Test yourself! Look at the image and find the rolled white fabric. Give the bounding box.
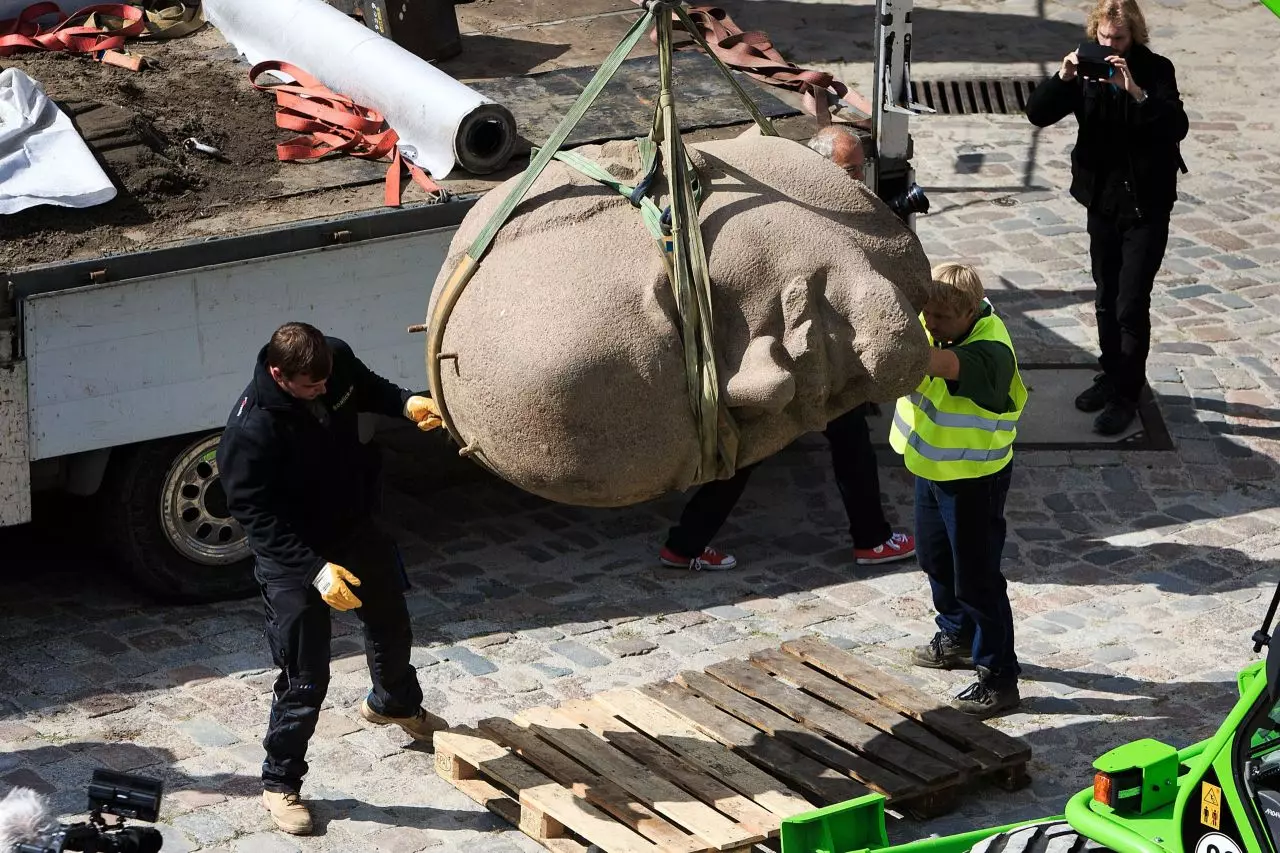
[204,0,516,177]
[0,68,117,215]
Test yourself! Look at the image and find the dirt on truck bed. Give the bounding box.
[0,29,297,270]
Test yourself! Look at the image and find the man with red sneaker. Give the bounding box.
[659,401,916,571]
[659,124,915,572]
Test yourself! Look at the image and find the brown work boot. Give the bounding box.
[262,790,312,835]
[360,698,448,743]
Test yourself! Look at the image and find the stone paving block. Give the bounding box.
[655,632,707,657]
[1042,611,1087,630]
[368,825,441,853]
[703,604,751,620]
[529,662,572,680]
[232,832,302,853]
[434,647,498,677]
[608,638,658,657]
[173,811,239,845]
[521,627,565,642]
[562,619,611,636]
[548,640,609,668]
[178,718,242,749]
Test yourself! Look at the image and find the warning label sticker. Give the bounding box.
[1202,781,1222,830]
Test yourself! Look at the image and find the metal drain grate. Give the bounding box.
[909,78,1044,115]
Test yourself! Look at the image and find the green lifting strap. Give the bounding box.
[427,0,775,482]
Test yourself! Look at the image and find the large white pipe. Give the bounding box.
[204,0,516,177]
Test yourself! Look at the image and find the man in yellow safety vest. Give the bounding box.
[890,263,1027,718]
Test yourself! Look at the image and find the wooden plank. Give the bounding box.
[780,638,1030,765]
[558,699,780,839]
[626,683,864,809]
[595,689,814,818]
[748,649,984,773]
[676,670,911,797]
[513,707,759,851]
[705,661,960,787]
[451,777,590,853]
[479,717,707,853]
[435,728,661,853]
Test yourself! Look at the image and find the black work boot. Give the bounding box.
[1074,373,1113,413]
[911,631,974,670]
[951,667,1020,718]
[1094,398,1137,436]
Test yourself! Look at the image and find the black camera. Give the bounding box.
[887,183,931,219]
[1076,41,1116,81]
[7,771,164,853]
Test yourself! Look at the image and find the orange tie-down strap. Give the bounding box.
[0,2,144,56]
[656,5,872,121]
[249,60,447,208]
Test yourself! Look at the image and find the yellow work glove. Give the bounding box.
[312,562,362,611]
[404,395,442,432]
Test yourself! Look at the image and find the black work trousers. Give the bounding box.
[915,464,1018,683]
[665,404,892,555]
[256,517,420,794]
[1087,208,1170,402]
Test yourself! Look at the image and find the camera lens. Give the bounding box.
[888,183,930,218]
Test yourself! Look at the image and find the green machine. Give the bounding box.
[781,581,1280,853]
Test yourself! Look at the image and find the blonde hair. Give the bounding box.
[1086,0,1149,45]
[929,263,985,316]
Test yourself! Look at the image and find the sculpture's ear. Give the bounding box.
[723,335,796,413]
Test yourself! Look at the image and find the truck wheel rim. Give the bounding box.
[160,435,250,565]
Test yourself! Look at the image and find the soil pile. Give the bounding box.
[1,30,287,270]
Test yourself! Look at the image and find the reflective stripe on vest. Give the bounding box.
[906,392,1020,433]
[889,306,1026,481]
[891,408,1015,463]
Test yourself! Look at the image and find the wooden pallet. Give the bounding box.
[434,638,1031,853]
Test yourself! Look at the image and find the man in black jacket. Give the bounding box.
[217,322,445,835]
[1026,0,1188,435]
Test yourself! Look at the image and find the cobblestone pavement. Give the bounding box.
[4,1,1280,852]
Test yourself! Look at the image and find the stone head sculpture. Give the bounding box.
[426,131,932,507]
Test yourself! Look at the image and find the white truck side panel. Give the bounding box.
[0,360,31,525]
[24,227,456,461]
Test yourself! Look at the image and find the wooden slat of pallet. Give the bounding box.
[558,698,781,839]
[436,728,660,853]
[630,683,867,807]
[595,688,815,818]
[675,670,911,798]
[780,638,1030,765]
[479,717,708,853]
[749,649,984,773]
[514,706,762,851]
[704,660,960,787]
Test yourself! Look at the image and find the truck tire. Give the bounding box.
[971,821,1111,853]
[102,431,256,603]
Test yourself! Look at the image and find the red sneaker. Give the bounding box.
[659,546,738,571]
[853,532,916,566]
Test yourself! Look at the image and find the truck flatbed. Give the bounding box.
[0,0,818,275]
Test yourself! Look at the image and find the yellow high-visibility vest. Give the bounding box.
[889,304,1027,481]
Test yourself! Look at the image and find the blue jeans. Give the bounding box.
[915,464,1019,684]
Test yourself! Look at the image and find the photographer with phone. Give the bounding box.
[1027,0,1188,435]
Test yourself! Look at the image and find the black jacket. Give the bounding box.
[1026,42,1188,218]
[216,337,412,580]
